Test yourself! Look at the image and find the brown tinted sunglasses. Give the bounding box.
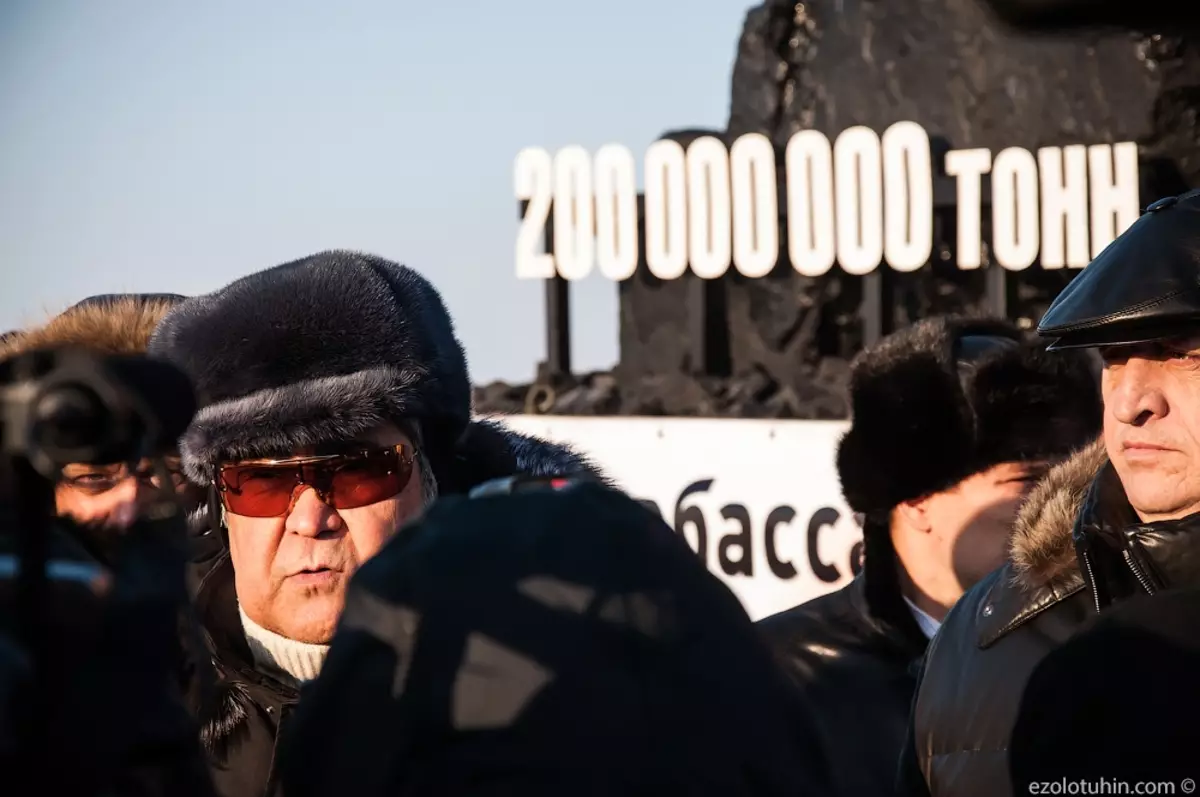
[216,444,414,518]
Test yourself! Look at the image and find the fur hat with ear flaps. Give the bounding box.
[0,293,186,361]
[836,315,1102,516]
[148,250,602,489]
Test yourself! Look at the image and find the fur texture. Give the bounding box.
[198,676,253,755]
[176,366,424,484]
[0,294,183,360]
[836,315,1102,514]
[442,418,605,489]
[148,251,473,483]
[1009,437,1108,591]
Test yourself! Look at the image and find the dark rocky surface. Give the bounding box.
[473,360,850,420]
[480,1,1200,419]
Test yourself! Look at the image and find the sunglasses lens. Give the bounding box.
[219,466,298,517]
[329,449,412,510]
[218,447,413,518]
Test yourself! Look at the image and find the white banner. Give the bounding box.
[494,415,863,621]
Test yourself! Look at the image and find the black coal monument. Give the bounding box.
[474,0,1200,419]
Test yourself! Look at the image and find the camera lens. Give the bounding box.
[30,385,109,453]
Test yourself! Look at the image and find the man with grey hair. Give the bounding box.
[149,250,601,797]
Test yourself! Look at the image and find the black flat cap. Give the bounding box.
[1037,189,1200,349]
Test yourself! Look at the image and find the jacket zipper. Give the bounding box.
[1122,549,1157,595]
[263,701,295,797]
[1080,548,1102,613]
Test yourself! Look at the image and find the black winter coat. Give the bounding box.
[190,554,298,797]
[757,524,928,797]
[186,421,604,797]
[899,439,1200,797]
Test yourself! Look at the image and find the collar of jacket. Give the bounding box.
[858,515,930,658]
[976,440,1101,646]
[192,552,300,753]
[978,437,1200,646]
[1075,461,1200,607]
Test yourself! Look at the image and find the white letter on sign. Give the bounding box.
[944,148,992,270]
[644,139,689,280]
[786,130,836,277]
[593,144,639,280]
[1087,142,1139,259]
[834,126,885,275]
[514,147,556,279]
[1038,145,1090,269]
[881,121,933,273]
[687,136,733,279]
[991,147,1040,271]
[730,133,779,278]
[552,146,594,280]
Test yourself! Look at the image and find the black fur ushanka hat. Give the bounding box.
[836,315,1102,515]
[148,251,474,485]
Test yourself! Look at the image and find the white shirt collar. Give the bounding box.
[903,595,942,640]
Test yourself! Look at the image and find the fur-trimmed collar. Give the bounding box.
[0,296,179,360]
[441,418,605,489]
[1009,437,1108,591]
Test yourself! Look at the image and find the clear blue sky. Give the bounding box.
[0,0,746,382]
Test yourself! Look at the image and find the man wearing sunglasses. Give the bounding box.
[1,293,191,538]
[148,250,601,797]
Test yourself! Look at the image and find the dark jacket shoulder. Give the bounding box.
[758,536,927,797]
[760,575,919,674]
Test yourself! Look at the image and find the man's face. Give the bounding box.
[222,424,428,644]
[1101,338,1200,522]
[922,461,1045,591]
[56,458,185,528]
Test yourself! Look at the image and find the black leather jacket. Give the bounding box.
[758,525,927,797]
[900,439,1200,796]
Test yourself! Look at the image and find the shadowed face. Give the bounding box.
[920,460,1047,593]
[222,424,429,644]
[56,457,187,528]
[1101,337,1200,522]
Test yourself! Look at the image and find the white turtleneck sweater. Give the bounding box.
[238,604,330,684]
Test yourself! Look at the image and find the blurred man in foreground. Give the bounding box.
[758,316,1100,797]
[280,478,833,797]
